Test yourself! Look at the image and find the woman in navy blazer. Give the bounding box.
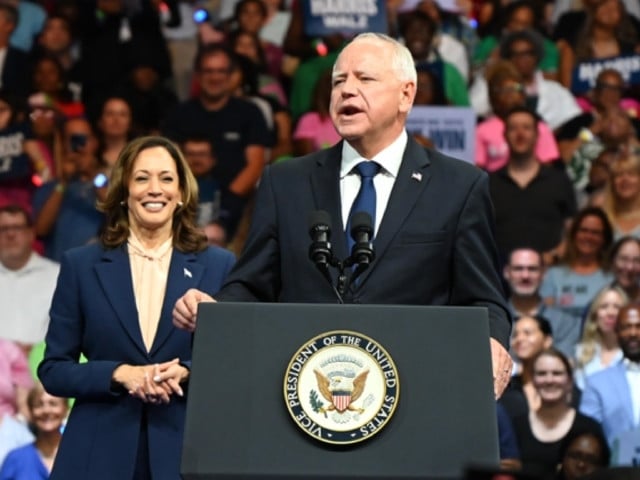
[38,136,235,480]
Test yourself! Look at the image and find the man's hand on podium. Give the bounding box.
[490,338,513,399]
[173,288,215,332]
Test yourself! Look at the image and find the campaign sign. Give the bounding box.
[301,0,387,37]
[571,54,640,95]
[406,106,476,164]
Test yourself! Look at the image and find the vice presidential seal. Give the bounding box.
[283,330,399,445]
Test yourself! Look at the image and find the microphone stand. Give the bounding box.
[316,253,346,304]
[308,211,345,303]
[338,246,374,297]
[340,212,375,295]
[308,211,375,303]
[312,249,373,303]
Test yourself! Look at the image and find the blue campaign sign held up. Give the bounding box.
[301,0,387,37]
[406,106,476,164]
[571,54,640,95]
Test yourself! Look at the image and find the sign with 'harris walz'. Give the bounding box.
[302,0,388,37]
[571,54,640,95]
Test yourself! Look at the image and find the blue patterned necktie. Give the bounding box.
[346,161,381,253]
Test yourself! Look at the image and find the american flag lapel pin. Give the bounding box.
[411,171,422,182]
[184,268,192,278]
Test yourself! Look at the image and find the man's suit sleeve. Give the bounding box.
[579,379,604,423]
[451,170,511,348]
[216,166,281,302]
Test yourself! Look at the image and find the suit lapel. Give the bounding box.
[310,142,349,261]
[613,363,636,428]
[95,246,148,356]
[95,247,205,358]
[149,250,204,356]
[356,139,432,287]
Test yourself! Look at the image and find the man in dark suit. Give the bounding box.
[173,32,513,397]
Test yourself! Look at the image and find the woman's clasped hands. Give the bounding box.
[112,358,189,404]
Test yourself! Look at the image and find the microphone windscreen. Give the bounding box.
[350,212,373,237]
[308,210,332,235]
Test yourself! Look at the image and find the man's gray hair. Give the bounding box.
[336,32,417,84]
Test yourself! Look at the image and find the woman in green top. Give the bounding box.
[473,1,559,80]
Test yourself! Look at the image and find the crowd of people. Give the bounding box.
[0,0,640,479]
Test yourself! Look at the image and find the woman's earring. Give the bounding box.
[120,200,125,207]
[177,201,184,207]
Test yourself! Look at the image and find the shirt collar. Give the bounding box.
[508,298,545,318]
[340,130,407,179]
[0,252,40,274]
[623,358,640,372]
[524,70,544,96]
[127,230,173,261]
[496,163,549,181]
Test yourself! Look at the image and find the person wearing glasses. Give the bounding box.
[162,43,271,244]
[555,429,611,480]
[475,60,559,172]
[470,28,581,130]
[504,248,581,360]
[0,204,59,350]
[555,69,640,192]
[472,0,560,81]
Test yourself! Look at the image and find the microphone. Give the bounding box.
[346,212,375,291]
[308,210,333,267]
[308,210,344,303]
[349,212,375,267]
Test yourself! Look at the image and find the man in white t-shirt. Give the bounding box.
[0,205,59,349]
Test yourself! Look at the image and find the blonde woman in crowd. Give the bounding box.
[573,285,628,388]
[608,236,640,301]
[0,383,68,479]
[602,150,640,239]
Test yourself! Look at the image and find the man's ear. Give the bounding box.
[399,81,416,114]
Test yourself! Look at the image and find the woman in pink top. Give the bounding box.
[293,69,340,155]
[0,339,34,420]
[476,61,559,171]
